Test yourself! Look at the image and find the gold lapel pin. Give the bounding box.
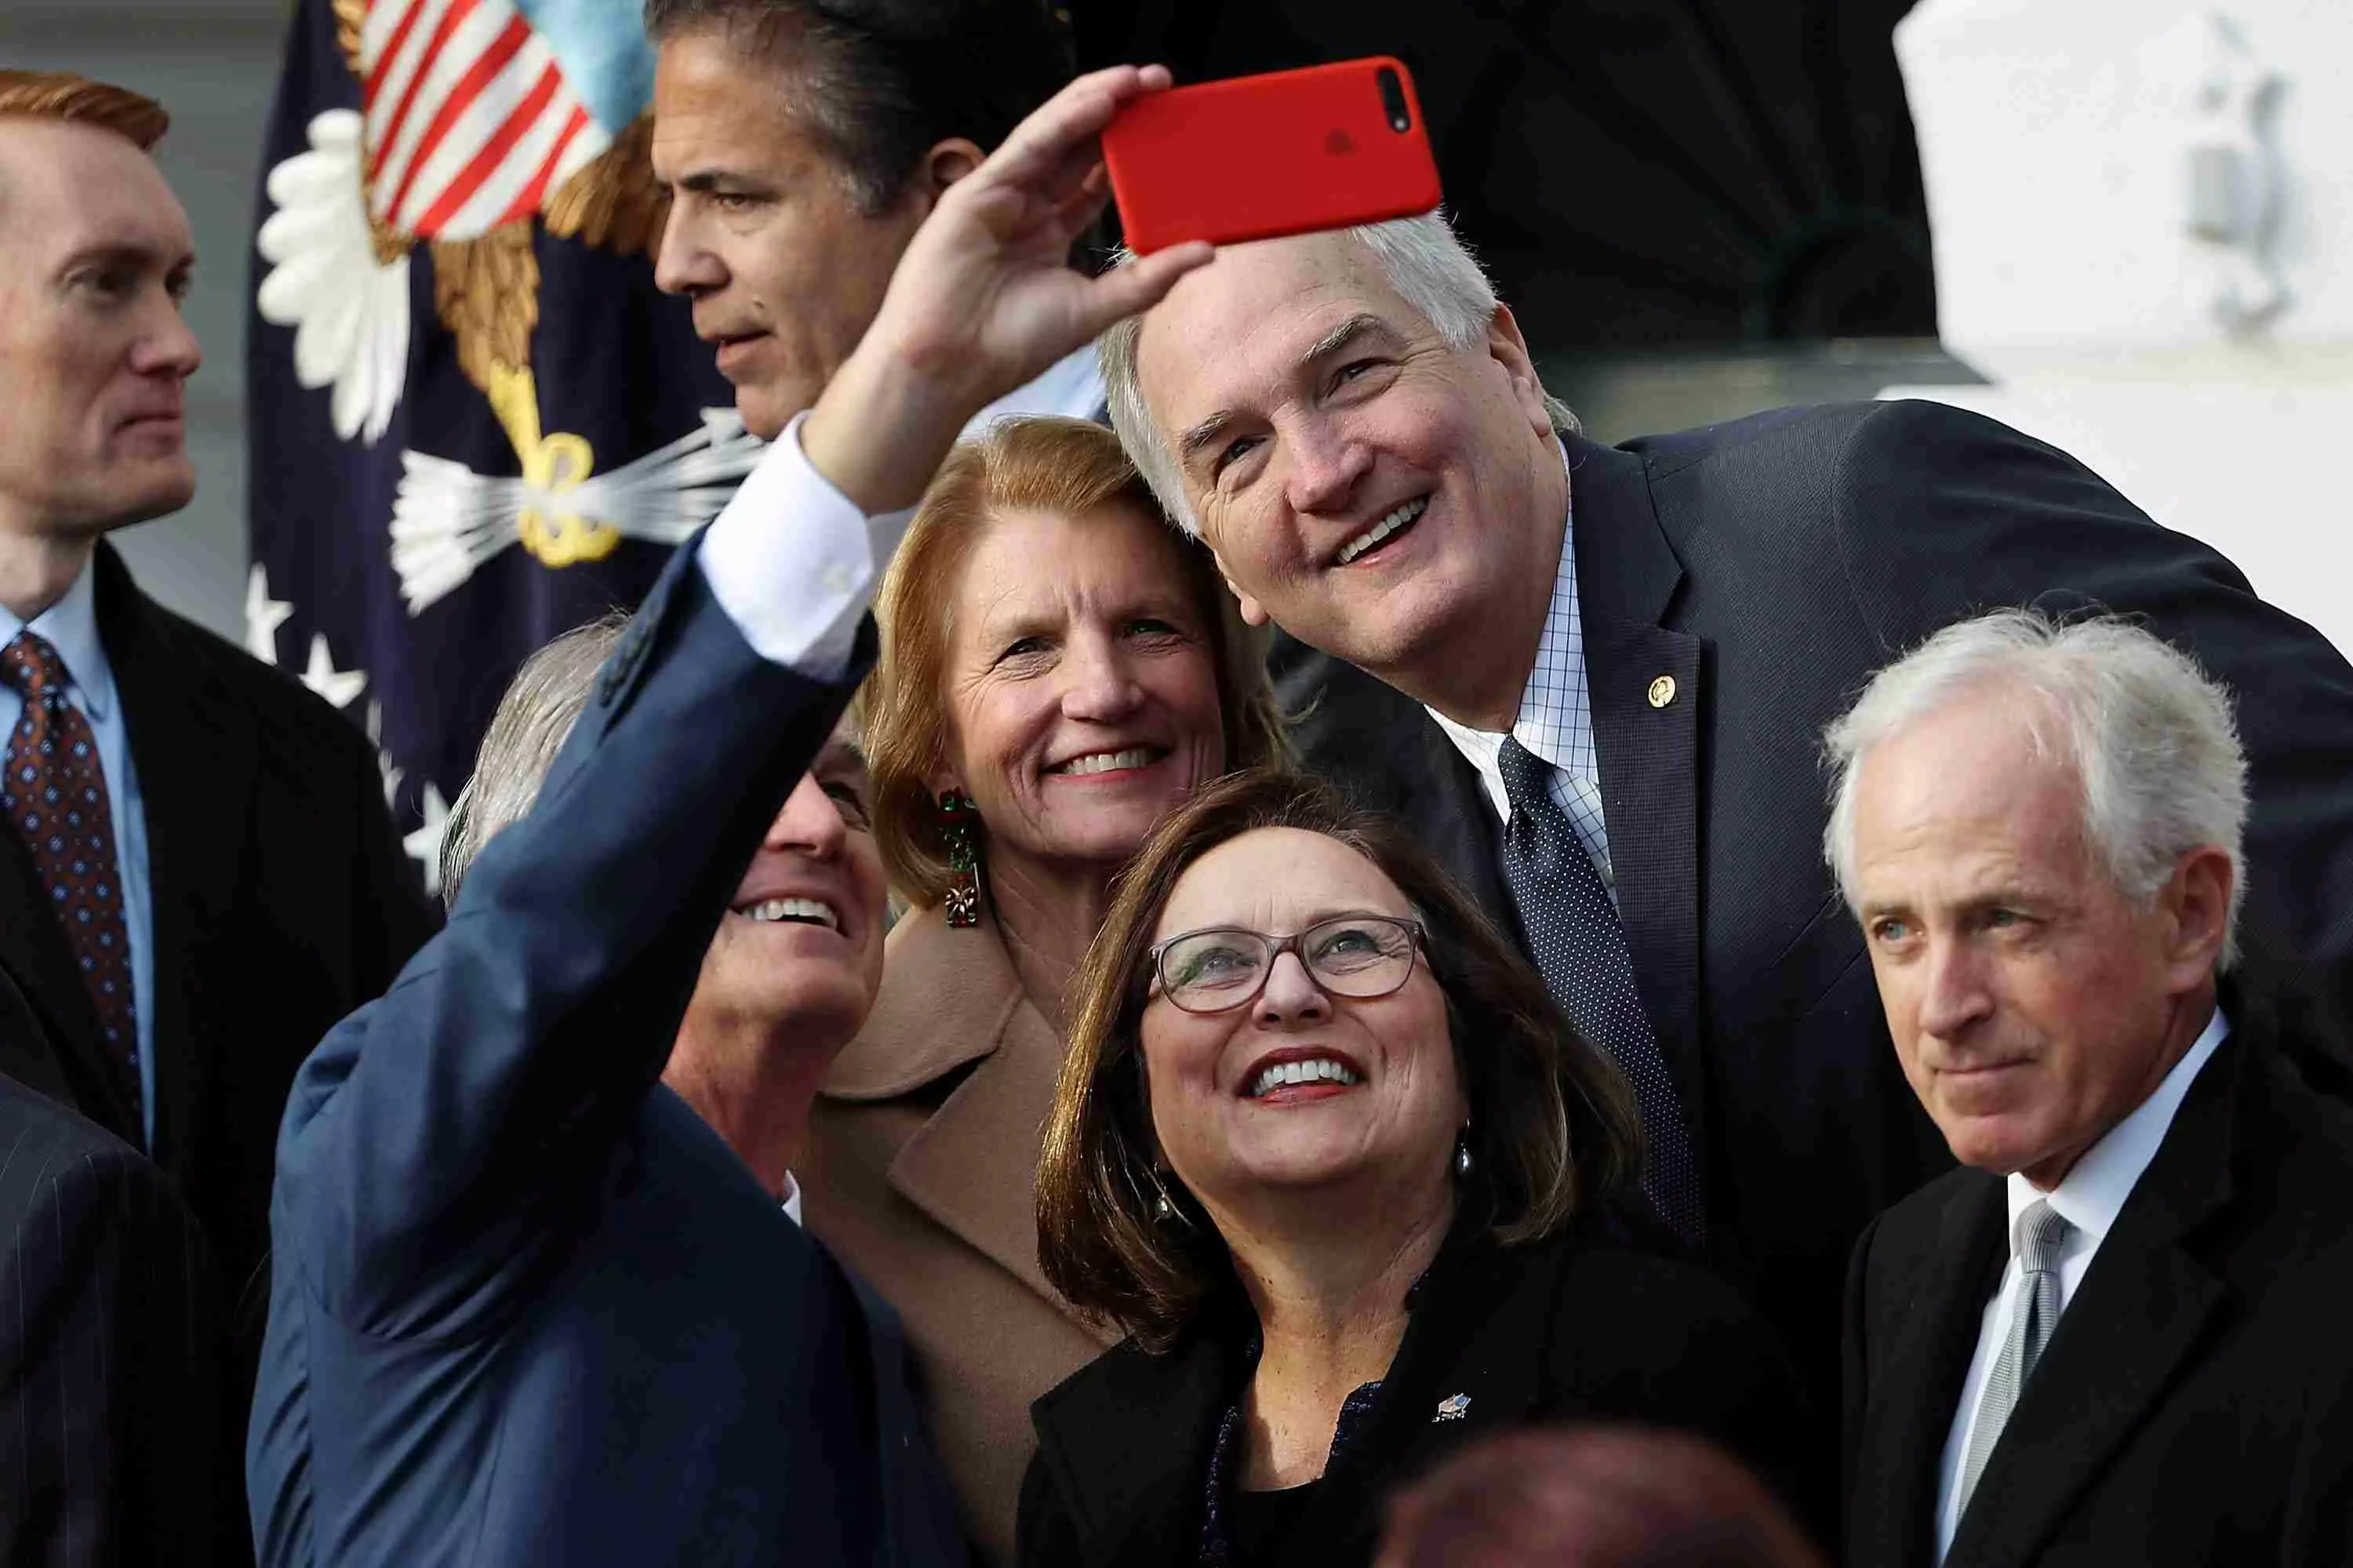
[1648,675,1677,709]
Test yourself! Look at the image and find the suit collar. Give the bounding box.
[1853,1173,2009,1563]
[1033,1330,1242,1568]
[1560,431,1686,628]
[1944,1027,2247,1567]
[91,542,257,1169]
[1033,1210,1552,1566]
[825,904,1014,1098]
[2002,1005,2230,1257]
[1557,430,1709,1202]
[822,905,1110,1338]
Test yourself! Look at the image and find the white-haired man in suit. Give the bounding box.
[1836,609,2353,1567]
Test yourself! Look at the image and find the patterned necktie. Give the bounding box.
[1955,1199,2074,1520]
[1497,737,1704,1245]
[1,631,140,1125]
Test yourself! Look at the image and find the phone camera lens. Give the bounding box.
[1377,66,1411,133]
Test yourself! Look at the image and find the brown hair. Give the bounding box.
[1037,769,1643,1350]
[1374,1426,1824,1568]
[0,72,169,151]
[865,415,1287,908]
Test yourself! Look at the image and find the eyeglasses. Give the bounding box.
[1147,914,1426,1014]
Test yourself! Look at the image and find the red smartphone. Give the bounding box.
[1103,57,1443,254]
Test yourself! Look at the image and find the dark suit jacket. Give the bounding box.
[0,1060,240,1567]
[1842,1002,2353,1566]
[0,543,433,1307]
[1278,398,2353,1408]
[246,546,966,1567]
[1017,1213,1811,1568]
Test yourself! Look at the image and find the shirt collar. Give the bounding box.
[2005,1003,2231,1253]
[1424,435,1578,807]
[780,1170,803,1226]
[0,556,114,722]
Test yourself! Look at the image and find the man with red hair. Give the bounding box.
[0,72,431,1322]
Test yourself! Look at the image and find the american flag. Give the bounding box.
[359,0,611,241]
[249,0,751,894]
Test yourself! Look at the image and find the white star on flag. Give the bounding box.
[365,700,404,809]
[403,782,451,897]
[300,632,368,709]
[245,564,293,666]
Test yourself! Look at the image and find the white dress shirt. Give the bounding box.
[698,409,919,681]
[1425,437,1616,896]
[957,343,1104,440]
[1933,1006,2232,1557]
[780,1171,803,1226]
[0,560,157,1144]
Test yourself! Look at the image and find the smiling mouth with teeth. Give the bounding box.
[1247,1057,1365,1098]
[1336,497,1429,565]
[1049,746,1166,777]
[735,897,840,930]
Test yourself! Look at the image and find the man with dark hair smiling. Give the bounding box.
[645,0,1103,442]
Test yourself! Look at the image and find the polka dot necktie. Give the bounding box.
[1,631,139,1124]
[1497,736,1703,1245]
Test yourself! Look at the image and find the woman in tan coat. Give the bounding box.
[802,416,1285,1564]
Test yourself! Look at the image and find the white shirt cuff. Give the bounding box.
[696,410,917,679]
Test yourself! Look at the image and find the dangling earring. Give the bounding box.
[939,789,981,928]
[1453,1123,1475,1179]
[1149,1166,1193,1230]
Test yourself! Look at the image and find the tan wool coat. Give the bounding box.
[802,905,1117,1566]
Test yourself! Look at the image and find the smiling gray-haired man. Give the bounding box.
[1835,609,2353,1568]
[1100,209,2353,1415]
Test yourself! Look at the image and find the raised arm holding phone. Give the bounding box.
[244,67,1209,1568]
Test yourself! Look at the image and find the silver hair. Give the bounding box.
[1822,609,2249,968]
[440,613,630,908]
[1099,211,1579,537]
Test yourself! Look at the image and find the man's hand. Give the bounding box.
[804,64,1213,515]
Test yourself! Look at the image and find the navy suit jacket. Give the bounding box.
[246,544,966,1566]
[0,1062,239,1567]
[1278,399,2353,1435]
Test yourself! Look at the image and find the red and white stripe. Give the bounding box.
[358,0,609,242]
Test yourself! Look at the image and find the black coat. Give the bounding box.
[1019,1213,1813,1568]
[0,1064,242,1566]
[0,544,434,1307]
[1843,999,2353,1566]
[1278,399,2353,1413]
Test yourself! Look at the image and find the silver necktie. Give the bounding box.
[1955,1198,2075,1520]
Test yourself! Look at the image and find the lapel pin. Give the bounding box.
[1434,1393,1472,1422]
[1647,674,1677,709]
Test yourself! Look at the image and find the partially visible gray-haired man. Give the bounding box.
[1837,609,2353,1568]
[1100,209,2353,1416]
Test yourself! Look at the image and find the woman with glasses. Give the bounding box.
[799,415,1287,1564]
[1020,770,1809,1568]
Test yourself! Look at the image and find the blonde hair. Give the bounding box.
[0,71,169,150]
[865,415,1287,907]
